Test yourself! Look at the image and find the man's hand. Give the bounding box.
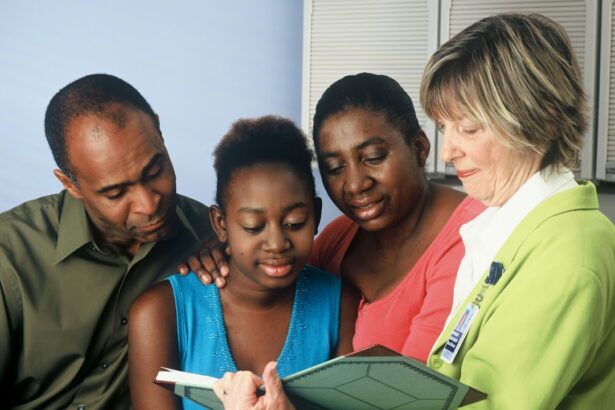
[177,236,229,287]
[213,362,295,410]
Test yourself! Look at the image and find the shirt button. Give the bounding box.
[100,362,109,369]
[77,405,86,410]
[121,317,128,326]
[430,356,443,369]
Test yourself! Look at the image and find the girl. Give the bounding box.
[128,116,356,409]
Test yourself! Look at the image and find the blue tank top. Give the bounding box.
[167,265,341,409]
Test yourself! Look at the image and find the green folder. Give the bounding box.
[155,345,485,409]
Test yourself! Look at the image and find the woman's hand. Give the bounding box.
[177,235,230,287]
[213,362,295,410]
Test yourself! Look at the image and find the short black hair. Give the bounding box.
[213,115,316,210]
[44,73,158,180]
[312,72,421,150]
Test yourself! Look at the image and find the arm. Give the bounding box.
[400,242,461,362]
[335,280,359,356]
[0,275,15,400]
[458,264,605,409]
[128,282,181,410]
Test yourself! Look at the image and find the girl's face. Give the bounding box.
[210,164,320,290]
[316,108,429,232]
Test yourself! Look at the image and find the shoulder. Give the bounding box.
[301,265,341,293]
[428,184,485,226]
[129,281,176,328]
[0,192,64,235]
[503,193,615,297]
[303,265,341,282]
[176,194,208,214]
[314,215,356,250]
[317,215,356,239]
[0,192,65,268]
[527,207,615,269]
[175,194,212,238]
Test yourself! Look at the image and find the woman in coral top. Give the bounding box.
[307,73,483,361]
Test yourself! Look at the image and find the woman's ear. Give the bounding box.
[209,205,228,243]
[414,131,431,168]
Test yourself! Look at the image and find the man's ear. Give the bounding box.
[209,205,228,243]
[414,131,431,168]
[53,169,82,199]
[313,197,323,235]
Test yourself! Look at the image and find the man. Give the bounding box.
[0,74,213,409]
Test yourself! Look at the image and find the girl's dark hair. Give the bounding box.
[312,72,421,150]
[213,115,316,209]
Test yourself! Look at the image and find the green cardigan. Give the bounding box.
[429,181,615,409]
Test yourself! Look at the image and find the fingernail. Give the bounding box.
[221,266,229,276]
[201,275,211,285]
[215,277,225,287]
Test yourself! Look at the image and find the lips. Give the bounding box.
[258,258,295,278]
[347,197,385,222]
[456,169,479,179]
[137,215,167,233]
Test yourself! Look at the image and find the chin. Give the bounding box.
[261,271,301,290]
[354,215,391,232]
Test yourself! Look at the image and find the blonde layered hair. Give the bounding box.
[420,13,588,170]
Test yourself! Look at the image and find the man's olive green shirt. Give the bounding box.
[0,191,213,409]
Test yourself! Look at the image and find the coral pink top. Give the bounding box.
[309,197,485,362]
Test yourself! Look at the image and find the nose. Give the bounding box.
[439,126,456,163]
[344,162,373,196]
[263,225,291,253]
[132,185,161,216]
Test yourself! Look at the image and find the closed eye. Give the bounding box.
[105,189,126,200]
[364,153,387,165]
[243,226,264,234]
[462,128,479,135]
[284,221,306,230]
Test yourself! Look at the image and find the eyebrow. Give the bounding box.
[96,153,163,194]
[238,201,309,214]
[319,136,387,159]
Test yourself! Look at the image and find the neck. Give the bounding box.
[488,159,542,207]
[365,181,433,253]
[90,224,141,257]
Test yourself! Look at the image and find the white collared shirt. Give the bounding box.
[442,168,578,329]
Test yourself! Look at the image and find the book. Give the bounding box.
[155,344,486,410]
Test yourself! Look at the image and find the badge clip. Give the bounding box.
[485,261,503,285]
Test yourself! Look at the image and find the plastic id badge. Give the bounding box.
[441,303,479,364]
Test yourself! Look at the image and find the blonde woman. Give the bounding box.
[420,13,615,409]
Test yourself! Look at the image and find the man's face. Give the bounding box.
[56,104,177,255]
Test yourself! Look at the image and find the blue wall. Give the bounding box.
[0,1,304,211]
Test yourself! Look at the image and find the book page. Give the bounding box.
[156,368,219,389]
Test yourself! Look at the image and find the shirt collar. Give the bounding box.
[54,193,202,264]
[461,167,577,285]
[54,192,96,264]
[175,201,201,243]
